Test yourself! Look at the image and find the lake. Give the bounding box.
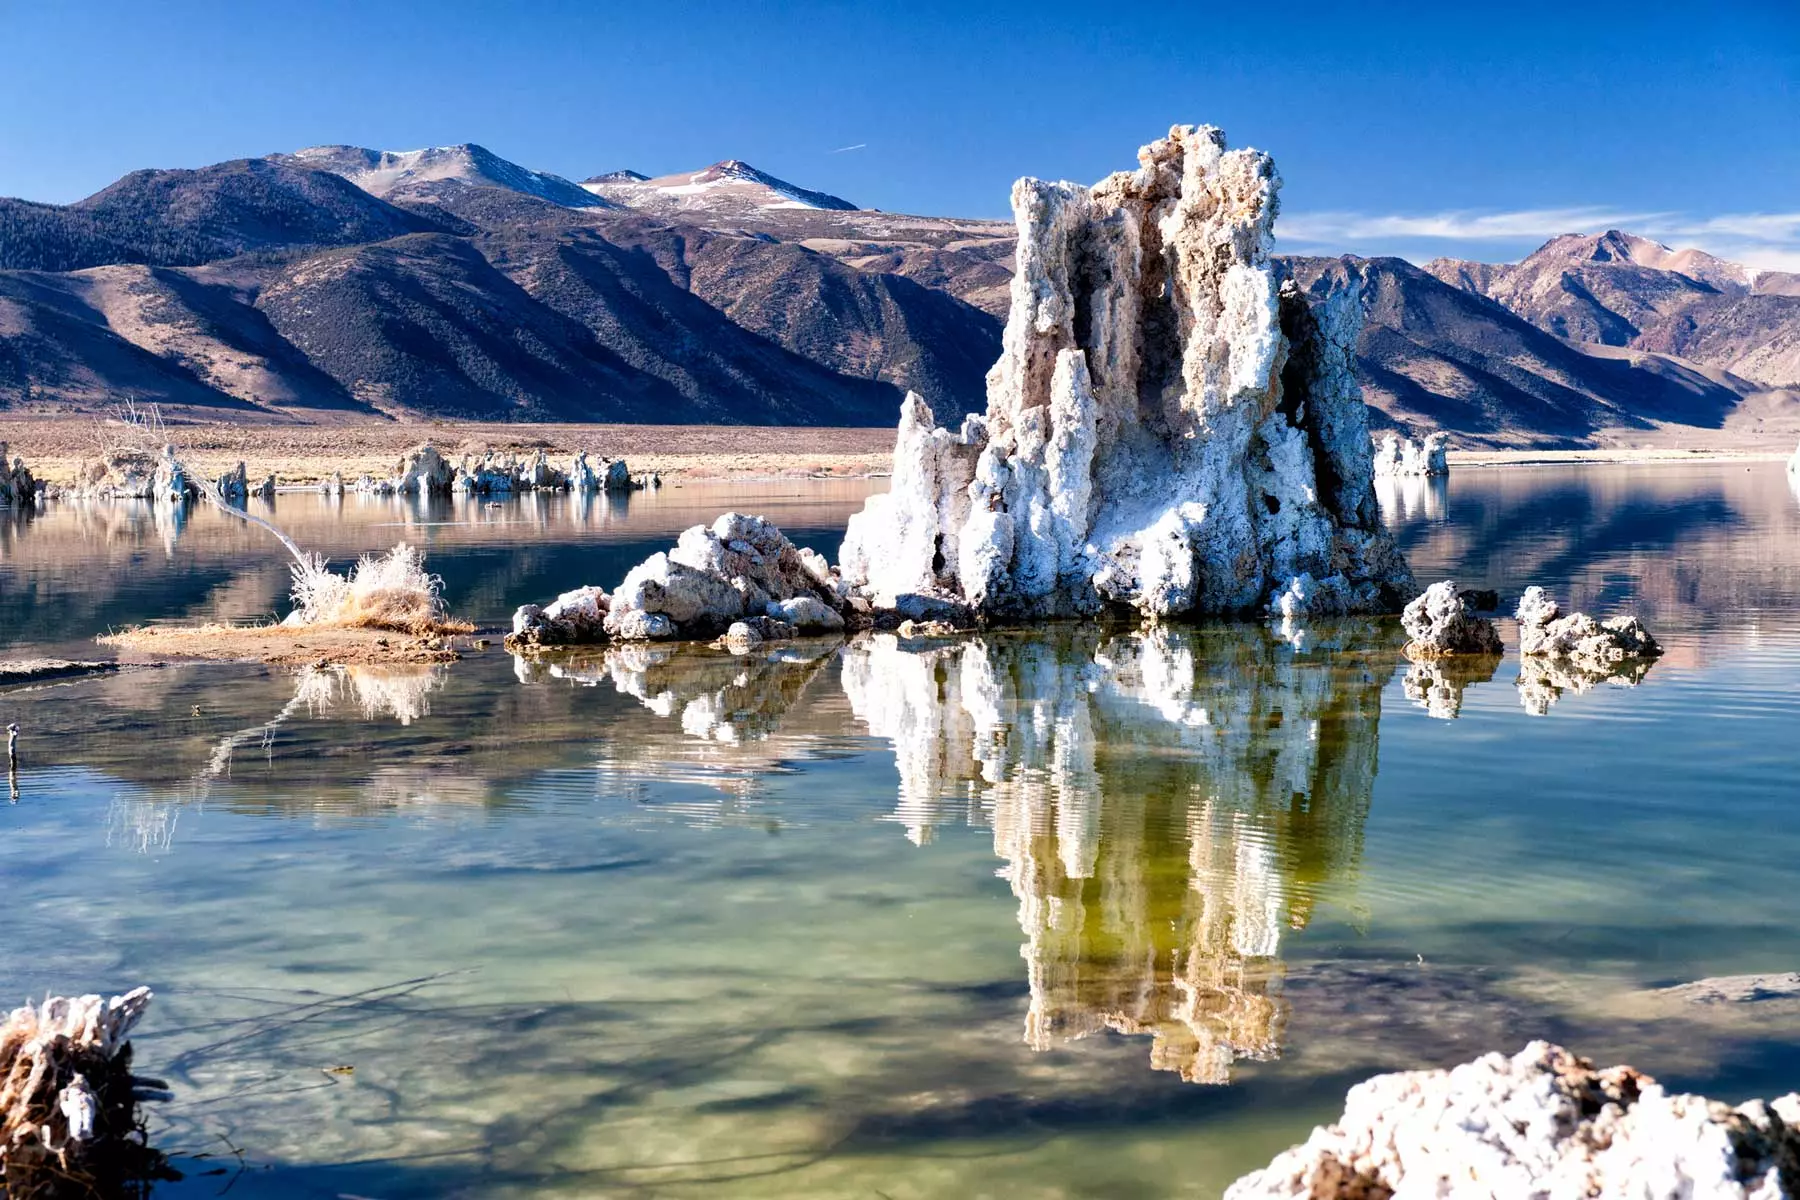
[2,464,1798,1198]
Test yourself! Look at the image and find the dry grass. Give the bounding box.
[288,543,461,636]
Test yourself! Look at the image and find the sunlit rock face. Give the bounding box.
[839,125,1411,620]
[1372,431,1449,478]
[1227,1041,1800,1199]
[841,623,1393,1082]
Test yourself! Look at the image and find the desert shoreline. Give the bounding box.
[0,416,1790,489]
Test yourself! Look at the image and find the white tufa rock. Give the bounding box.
[1516,586,1662,667]
[1225,1041,1800,1199]
[214,461,249,502]
[1,986,159,1182]
[0,443,36,508]
[1402,580,1503,658]
[509,585,610,646]
[838,124,1410,620]
[603,512,849,641]
[1788,439,1799,475]
[1373,431,1450,477]
[393,445,454,495]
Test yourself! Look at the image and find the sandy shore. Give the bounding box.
[1450,447,1792,468]
[3,416,1792,490]
[1,418,898,490]
[98,624,473,666]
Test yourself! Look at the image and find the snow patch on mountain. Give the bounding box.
[279,144,616,210]
[581,159,858,213]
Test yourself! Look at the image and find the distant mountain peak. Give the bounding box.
[274,143,615,210]
[581,159,857,213]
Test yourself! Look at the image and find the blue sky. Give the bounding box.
[2,0,1795,267]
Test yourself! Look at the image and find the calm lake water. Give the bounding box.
[2,465,1798,1198]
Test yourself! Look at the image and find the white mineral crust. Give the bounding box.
[1373,431,1450,477]
[839,124,1410,619]
[1402,580,1503,658]
[1516,586,1662,667]
[1225,1041,1800,1199]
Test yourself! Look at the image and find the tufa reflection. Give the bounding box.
[843,623,1395,1084]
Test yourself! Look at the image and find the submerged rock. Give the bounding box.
[1373,431,1450,477]
[1225,1041,1800,1199]
[1516,586,1662,666]
[838,124,1410,621]
[1401,580,1504,658]
[718,616,798,653]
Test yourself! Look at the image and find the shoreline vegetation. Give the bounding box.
[0,417,1790,491]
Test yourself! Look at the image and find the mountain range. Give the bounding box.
[0,141,1793,445]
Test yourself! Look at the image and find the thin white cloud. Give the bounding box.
[1279,206,1800,274]
[830,142,867,154]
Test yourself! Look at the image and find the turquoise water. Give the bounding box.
[2,465,1798,1197]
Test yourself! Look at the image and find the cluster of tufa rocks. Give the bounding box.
[0,443,36,508]
[508,512,851,650]
[1516,585,1663,667]
[1226,1041,1800,1199]
[1373,431,1450,477]
[1400,580,1662,669]
[838,124,1412,623]
[343,445,655,497]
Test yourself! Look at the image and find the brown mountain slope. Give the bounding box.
[0,270,259,414]
[254,233,696,421]
[1285,255,1753,446]
[1426,230,1800,390]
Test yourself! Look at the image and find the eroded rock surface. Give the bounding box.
[1517,586,1662,666]
[839,124,1410,621]
[1373,431,1449,477]
[1402,580,1504,658]
[1226,1041,1800,1199]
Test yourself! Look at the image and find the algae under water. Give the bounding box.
[1,466,1798,1197]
